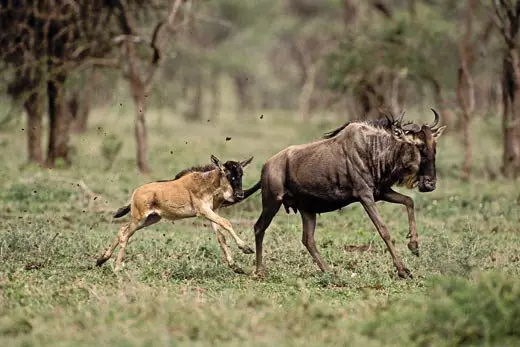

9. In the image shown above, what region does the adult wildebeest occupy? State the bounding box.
[96,155,255,273]
[233,110,445,279]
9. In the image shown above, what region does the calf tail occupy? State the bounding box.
[113,204,131,218]
[221,180,261,208]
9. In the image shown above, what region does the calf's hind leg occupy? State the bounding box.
[97,213,161,270]
[96,225,125,267]
[114,213,161,271]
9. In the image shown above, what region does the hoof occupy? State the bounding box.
[408,241,420,257]
[398,267,413,279]
[241,245,254,254]
[252,268,267,279]
[230,264,246,275]
[96,258,107,267]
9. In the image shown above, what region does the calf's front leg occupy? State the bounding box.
[198,205,254,254]
[381,189,419,256]
[360,195,412,279]
[211,222,245,274]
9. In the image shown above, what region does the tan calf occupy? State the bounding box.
[96,155,254,273]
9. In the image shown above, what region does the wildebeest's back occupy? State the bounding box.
[131,180,195,219]
[264,138,357,214]
[265,122,405,214]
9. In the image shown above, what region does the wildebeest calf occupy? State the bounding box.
[96,155,254,273]
[232,110,446,279]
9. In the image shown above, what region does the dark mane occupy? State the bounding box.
[153,164,216,183]
[323,118,393,139]
[174,164,216,180]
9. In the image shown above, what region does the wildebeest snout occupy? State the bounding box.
[234,190,245,199]
[419,176,436,192]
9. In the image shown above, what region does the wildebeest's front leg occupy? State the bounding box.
[381,189,419,257]
[360,196,412,279]
[198,205,254,254]
[211,222,245,274]
[301,211,329,272]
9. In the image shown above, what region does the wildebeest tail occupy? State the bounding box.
[243,180,261,199]
[113,204,131,218]
[221,180,261,207]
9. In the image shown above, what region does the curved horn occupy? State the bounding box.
[398,111,405,126]
[428,108,440,128]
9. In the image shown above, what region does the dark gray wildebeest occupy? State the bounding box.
[230,110,446,279]
[96,155,255,274]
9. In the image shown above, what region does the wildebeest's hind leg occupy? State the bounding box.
[211,223,245,274]
[113,213,162,271]
[300,211,329,272]
[360,196,412,279]
[381,189,419,257]
[253,197,282,276]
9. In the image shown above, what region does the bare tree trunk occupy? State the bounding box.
[71,70,93,133]
[119,0,188,174]
[190,67,204,121]
[493,80,503,119]
[342,0,358,26]
[427,77,453,130]
[24,92,43,164]
[408,0,416,19]
[46,77,72,167]
[502,49,520,177]
[134,93,150,174]
[126,42,151,174]
[456,0,476,181]
[300,62,318,120]
[209,67,220,120]
[390,72,402,116]
[234,73,253,117]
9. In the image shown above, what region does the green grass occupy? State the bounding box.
[1,108,520,346]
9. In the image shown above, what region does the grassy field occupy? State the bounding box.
[1,107,520,346]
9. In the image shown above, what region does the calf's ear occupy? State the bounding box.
[433,125,447,140]
[210,155,223,170]
[240,156,254,168]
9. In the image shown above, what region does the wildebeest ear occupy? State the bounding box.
[210,155,223,170]
[240,156,253,168]
[432,125,446,140]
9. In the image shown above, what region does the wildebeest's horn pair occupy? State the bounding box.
[384,110,405,127]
